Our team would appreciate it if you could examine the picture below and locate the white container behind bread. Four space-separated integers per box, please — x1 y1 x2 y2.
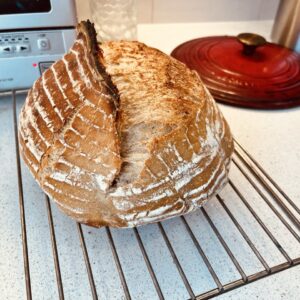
90 0 137 41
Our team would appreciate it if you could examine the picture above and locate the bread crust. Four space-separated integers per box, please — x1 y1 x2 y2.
19 21 233 227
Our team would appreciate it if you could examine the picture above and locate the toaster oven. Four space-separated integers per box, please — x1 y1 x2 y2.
0 0 77 91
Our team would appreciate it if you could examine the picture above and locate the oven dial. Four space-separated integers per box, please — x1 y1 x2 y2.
37 38 50 50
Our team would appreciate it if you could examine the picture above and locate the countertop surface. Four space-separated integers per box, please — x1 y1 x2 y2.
0 20 299 300
137 20 300 299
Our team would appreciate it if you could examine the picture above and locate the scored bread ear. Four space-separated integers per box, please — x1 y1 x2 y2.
76 20 120 111
18 21 124 225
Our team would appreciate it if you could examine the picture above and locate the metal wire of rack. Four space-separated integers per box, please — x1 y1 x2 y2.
1 89 300 299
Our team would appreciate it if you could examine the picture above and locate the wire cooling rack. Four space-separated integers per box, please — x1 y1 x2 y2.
0 90 299 300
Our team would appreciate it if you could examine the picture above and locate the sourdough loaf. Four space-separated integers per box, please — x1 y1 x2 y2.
18 21 233 227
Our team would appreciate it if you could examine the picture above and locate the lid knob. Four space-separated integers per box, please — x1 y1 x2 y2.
237 33 267 55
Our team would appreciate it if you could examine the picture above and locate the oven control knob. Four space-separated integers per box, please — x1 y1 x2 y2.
37 38 50 50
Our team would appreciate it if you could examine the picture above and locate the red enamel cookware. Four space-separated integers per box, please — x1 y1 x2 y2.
171 33 300 109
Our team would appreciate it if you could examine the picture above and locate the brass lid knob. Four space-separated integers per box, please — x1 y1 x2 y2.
237 33 267 55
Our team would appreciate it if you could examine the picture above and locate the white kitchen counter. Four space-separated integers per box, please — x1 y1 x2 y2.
0 20 299 300
137 20 300 299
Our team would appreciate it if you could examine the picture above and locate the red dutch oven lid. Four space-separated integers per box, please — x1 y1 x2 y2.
171 33 300 109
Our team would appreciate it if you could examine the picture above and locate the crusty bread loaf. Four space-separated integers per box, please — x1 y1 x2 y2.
19 21 233 227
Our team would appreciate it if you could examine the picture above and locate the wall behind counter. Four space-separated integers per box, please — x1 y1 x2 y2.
75 0 279 23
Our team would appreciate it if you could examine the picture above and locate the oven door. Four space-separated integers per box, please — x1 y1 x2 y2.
0 0 77 31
